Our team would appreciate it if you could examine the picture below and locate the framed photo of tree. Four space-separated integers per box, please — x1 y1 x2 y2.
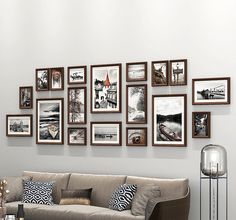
36 68 49 91
19 86 33 109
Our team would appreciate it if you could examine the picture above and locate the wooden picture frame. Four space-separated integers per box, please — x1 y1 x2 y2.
126 127 147 146
19 86 33 109
35 68 49 91
169 59 187 86
192 112 211 138
152 60 169 86
126 62 147 82
50 67 64 91
68 127 87 145
68 66 87 85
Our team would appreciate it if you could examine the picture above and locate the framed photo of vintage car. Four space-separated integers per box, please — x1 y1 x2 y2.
126 127 147 146
152 60 169 86
68 66 87 85
50 67 64 91
192 112 211 138
36 68 49 91
126 62 147 82
68 127 87 145
169 59 187 86
19 86 33 109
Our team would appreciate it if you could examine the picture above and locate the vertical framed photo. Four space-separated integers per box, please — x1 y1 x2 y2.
152 61 169 86
192 112 211 138
126 84 147 124
68 66 87 85
170 59 187 86
126 127 147 146
6 114 33 137
19 86 33 109
91 64 121 113
68 87 87 124
36 98 64 145
36 68 49 91
192 77 231 105
50 67 64 91
152 94 187 147
68 127 87 145
126 62 147 82
90 122 122 146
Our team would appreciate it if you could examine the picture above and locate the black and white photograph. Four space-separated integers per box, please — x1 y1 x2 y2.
126 62 147 82
192 77 231 105
126 127 147 146
152 61 169 86
6 114 33 137
152 94 187 147
90 122 122 146
68 66 87 84
192 112 211 138
19 86 33 109
36 98 64 145
36 68 49 91
91 64 121 113
126 84 147 124
68 127 87 145
170 59 187 86
50 67 64 90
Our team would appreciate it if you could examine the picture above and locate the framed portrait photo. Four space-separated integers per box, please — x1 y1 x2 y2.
192 77 231 105
68 66 87 85
91 63 121 113
6 114 33 137
35 68 49 91
126 84 147 124
152 60 169 86
126 127 147 146
170 59 187 86
19 86 33 109
126 62 147 82
36 98 64 145
192 112 211 138
152 94 187 147
68 127 87 145
50 67 64 91
90 122 122 146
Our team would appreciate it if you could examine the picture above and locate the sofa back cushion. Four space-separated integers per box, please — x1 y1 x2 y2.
67 173 126 208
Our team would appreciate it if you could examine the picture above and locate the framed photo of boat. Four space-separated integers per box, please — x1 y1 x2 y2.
152 60 169 86
90 122 122 146
36 98 64 145
126 84 147 124
68 87 87 124
169 59 187 86
19 86 33 109
192 77 231 105
36 68 49 91
50 67 64 91
192 112 211 138
68 66 87 85
126 62 147 82
126 127 147 146
68 127 87 145
91 64 121 113
152 94 187 147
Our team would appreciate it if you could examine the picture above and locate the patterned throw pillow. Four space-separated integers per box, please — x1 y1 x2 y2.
108 184 137 211
22 180 54 205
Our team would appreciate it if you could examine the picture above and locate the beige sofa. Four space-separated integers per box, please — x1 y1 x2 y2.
5 171 190 220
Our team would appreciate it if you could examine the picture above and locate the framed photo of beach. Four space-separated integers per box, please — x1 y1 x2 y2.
36 98 64 145
19 86 33 109
152 94 187 147
126 62 147 82
152 61 169 86
192 112 211 138
68 127 87 145
169 59 187 86
126 127 147 146
68 66 87 85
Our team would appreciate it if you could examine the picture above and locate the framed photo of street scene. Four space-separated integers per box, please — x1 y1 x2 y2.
19 86 33 109
192 77 231 105
192 112 211 138
68 87 86 124
126 84 147 124
50 67 64 91
126 62 147 82
36 68 49 91
126 127 147 147
36 98 64 145
152 94 187 147
169 59 187 86
68 66 87 85
68 127 87 145
91 64 121 113
152 60 169 86
6 114 33 137
90 122 122 146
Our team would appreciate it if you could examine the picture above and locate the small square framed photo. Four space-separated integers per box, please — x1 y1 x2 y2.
126 127 147 146
36 68 49 91
6 114 33 137
170 59 187 86
19 86 33 109
126 62 147 82
152 61 169 86
192 112 211 138
68 66 87 85
68 127 87 145
50 67 64 90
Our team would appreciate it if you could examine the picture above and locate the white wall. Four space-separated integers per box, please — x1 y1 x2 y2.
0 0 235 219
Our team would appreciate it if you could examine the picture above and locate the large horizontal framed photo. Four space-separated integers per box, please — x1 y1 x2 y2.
170 59 187 86
126 127 147 147
36 98 64 145
68 66 87 85
192 77 231 105
91 64 121 113
35 68 49 91
50 67 64 91
6 114 33 137
152 60 169 86
126 62 147 82
90 122 122 146
68 127 87 146
19 86 33 109
152 94 187 147
192 112 211 138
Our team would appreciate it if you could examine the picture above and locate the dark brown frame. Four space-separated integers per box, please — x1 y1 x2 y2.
126 62 147 82
126 84 147 124
151 60 169 86
50 67 64 91
169 59 187 86
67 66 87 85
19 86 33 109
35 68 49 91
6 114 33 137
36 98 64 145
68 127 87 146
126 127 147 146
192 112 211 138
90 63 122 113
90 121 122 146
152 94 187 147
192 77 231 105
68 87 87 124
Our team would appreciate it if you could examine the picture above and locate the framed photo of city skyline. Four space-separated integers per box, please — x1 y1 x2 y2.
169 59 187 86
152 60 169 86
126 62 147 82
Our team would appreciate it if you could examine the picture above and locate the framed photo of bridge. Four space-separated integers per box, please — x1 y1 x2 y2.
126 62 147 82
152 94 187 147
192 77 231 105
68 66 87 85
169 59 187 86
152 60 169 86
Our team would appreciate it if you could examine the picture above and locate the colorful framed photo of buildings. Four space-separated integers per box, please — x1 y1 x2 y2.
169 59 187 86
126 62 147 82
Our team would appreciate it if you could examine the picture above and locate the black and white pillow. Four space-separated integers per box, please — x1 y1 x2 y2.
109 184 137 211
22 180 54 205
